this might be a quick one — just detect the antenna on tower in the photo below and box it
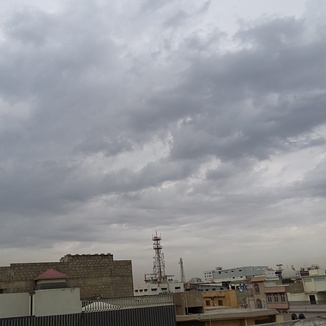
[152,231,166,283]
[179,258,186,283]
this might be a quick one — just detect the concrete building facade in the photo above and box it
[251,276,289,312]
[204,266,268,282]
[0,253,133,299]
[202,289,238,308]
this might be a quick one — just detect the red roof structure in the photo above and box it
[34,269,67,281]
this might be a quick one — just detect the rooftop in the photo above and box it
[176,307,277,322]
[34,269,67,280]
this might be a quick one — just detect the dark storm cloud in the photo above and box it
[0,0,325,273]
[166,18,326,162]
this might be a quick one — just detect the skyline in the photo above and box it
[0,0,326,283]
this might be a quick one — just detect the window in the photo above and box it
[151,288,157,291]
[218,300,223,306]
[206,300,211,306]
[280,293,286,302]
[274,294,279,302]
[135,290,138,292]
[175,287,181,290]
[267,294,272,303]
[254,284,260,295]
[256,299,262,309]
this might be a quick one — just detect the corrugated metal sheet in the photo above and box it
[0,305,176,326]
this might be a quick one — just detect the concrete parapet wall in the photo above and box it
[0,293,30,318]
[33,288,82,316]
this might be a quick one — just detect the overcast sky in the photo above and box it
[0,0,325,284]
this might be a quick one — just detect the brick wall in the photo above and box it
[0,254,133,299]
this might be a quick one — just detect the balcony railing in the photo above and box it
[82,294,174,312]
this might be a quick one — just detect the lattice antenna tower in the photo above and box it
[152,232,166,283]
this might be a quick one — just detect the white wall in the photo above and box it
[0,293,30,318]
[303,276,326,293]
[287,292,307,302]
[33,288,82,316]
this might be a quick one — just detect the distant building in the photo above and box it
[250,276,289,312]
[134,278,184,296]
[202,289,238,308]
[287,268,326,318]
[204,266,268,283]
[0,253,133,299]
[193,283,228,292]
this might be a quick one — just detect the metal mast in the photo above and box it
[152,232,166,283]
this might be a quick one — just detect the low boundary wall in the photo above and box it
[0,305,176,326]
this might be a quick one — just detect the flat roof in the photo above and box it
[176,308,277,322]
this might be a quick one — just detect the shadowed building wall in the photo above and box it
[0,254,133,299]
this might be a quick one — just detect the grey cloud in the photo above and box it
[164,11,189,28]
[292,157,326,198]
[4,8,55,46]
[141,0,168,12]
[0,0,326,276]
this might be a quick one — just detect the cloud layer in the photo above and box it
[0,0,325,281]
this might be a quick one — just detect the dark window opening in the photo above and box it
[187,306,204,314]
[309,295,316,304]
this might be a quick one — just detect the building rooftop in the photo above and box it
[176,307,277,322]
[34,269,67,280]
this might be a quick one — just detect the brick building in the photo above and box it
[251,276,289,312]
[0,253,133,299]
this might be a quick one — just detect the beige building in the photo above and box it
[202,290,238,308]
[0,253,133,299]
[251,276,289,312]
[287,269,326,318]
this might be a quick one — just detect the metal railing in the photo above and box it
[82,294,174,312]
